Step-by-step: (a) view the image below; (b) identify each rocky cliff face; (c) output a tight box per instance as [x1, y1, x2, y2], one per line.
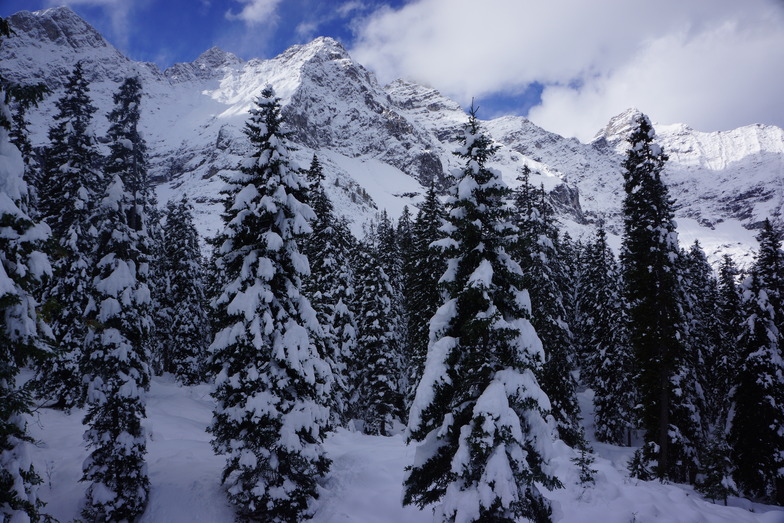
[2, 6, 782, 260]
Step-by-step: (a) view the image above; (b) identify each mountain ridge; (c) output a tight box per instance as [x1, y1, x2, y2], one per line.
[2, 6, 782, 263]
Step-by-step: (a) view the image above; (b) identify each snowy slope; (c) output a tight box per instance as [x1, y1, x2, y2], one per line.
[22, 373, 784, 523]
[2, 6, 783, 262]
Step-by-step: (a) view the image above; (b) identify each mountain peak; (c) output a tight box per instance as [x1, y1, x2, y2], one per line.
[194, 46, 241, 68]
[8, 6, 110, 52]
[592, 107, 646, 146]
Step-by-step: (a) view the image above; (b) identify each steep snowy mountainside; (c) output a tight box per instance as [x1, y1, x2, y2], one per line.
[2, 6, 783, 262]
[2, 7, 161, 88]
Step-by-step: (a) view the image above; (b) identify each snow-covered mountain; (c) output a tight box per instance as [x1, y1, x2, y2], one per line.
[3, 6, 783, 262]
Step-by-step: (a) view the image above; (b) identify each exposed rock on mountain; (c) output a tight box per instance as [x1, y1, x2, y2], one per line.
[2, 6, 782, 260]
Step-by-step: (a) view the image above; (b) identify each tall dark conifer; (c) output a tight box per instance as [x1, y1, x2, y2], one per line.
[302, 154, 357, 425]
[513, 172, 581, 447]
[620, 114, 699, 482]
[208, 88, 332, 521]
[403, 184, 446, 407]
[158, 195, 209, 384]
[729, 219, 784, 504]
[404, 108, 559, 522]
[34, 62, 101, 409]
[582, 225, 635, 445]
[351, 233, 403, 434]
[80, 77, 152, 522]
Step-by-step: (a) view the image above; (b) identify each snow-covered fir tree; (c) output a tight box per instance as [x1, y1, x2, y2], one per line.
[0, 25, 51, 518]
[714, 254, 743, 427]
[351, 232, 403, 434]
[404, 108, 560, 523]
[682, 241, 718, 433]
[80, 76, 153, 522]
[729, 219, 784, 505]
[620, 113, 700, 482]
[403, 184, 446, 408]
[33, 61, 102, 410]
[513, 168, 582, 447]
[581, 225, 635, 445]
[302, 154, 357, 424]
[8, 100, 42, 217]
[208, 87, 333, 521]
[157, 195, 209, 384]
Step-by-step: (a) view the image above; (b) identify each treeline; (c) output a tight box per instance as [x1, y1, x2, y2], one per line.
[2, 38, 783, 523]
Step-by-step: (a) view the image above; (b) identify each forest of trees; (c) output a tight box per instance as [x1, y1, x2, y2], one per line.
[2, 23, 783, 523]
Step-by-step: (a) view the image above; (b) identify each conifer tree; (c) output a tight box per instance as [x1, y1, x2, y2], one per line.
[0, 25, 51, 518]
[404, 108, 560, 522]
[620, 114, 700, 482]
[729, 220, 784, 504]
[158, 195, 209, 384]
[682, 241, 718, 433]
[33, 61, 101, 409]
[513, 171, 581, 447]
[582, 225, 635, 445]
[713, 255, 742, 427]
[403, 184, 446, 407]
[8, 101, 42, 216]
[302, 154, 357, 424]
[208, 87, 332, 521]
[351, 234, 403, 434]
[80, 77, 153, 522]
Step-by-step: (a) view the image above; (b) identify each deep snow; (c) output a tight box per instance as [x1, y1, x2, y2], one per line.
[21, 373, 784, 523]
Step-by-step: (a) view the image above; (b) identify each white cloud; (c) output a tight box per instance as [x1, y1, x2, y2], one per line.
[225, 0, 282, 25]
[350, 0, 784, 141]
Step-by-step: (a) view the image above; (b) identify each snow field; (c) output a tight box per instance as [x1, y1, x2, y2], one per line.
[22, 374, 784, 523]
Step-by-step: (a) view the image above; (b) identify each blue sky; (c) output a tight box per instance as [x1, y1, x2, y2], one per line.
[2, 1, 783, 141]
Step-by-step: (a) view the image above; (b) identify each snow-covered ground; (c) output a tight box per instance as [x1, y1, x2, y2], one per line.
[22, 373, 784, 522]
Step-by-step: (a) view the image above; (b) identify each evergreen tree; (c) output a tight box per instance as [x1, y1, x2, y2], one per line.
[713, 254, 742, 427]
[682, 241, 718, 435]
[33, 62, 102, 409]
[146, 190, 167, 376]
[582, 225, 635, 445]
[0, 23, 51, 518]
[80, 77, 153, 522]
[513, 171, 582, 447]
[351, 235, 403, 434]
[620, 114, 700, 482]
[208, 87, 332, 521]
[403, 108, 560, 523]
[8, 100, 42, 217]
[403, 184, 446, 408]
[158, 195, 210, 384]
[729, 220, 784, 504]
[696, 435, 737, 505]
[302, 154, 357, 425]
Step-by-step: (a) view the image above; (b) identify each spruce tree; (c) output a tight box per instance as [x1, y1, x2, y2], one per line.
[80, 77, 153, 522]
[729, 220, 784, 504]
[714, 254, 742, 427]
[0, 25, 51, 518]
[208, 87, 332, 521]
[158, 195, 209, 384]
[582, 225, 635, 445]
[403, 184, 446, 407]
[351, 234, 403, 434]
[620, 114, 700, 482]
[682, 241, 718, 433]
[302, 154, 357, 424]
[403, 108, 560, 522]
[33, 61, 102, 409]
[513, 172, 581, 447]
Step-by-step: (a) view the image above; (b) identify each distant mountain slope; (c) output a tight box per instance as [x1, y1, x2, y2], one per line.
[2, 6, 782, 261]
